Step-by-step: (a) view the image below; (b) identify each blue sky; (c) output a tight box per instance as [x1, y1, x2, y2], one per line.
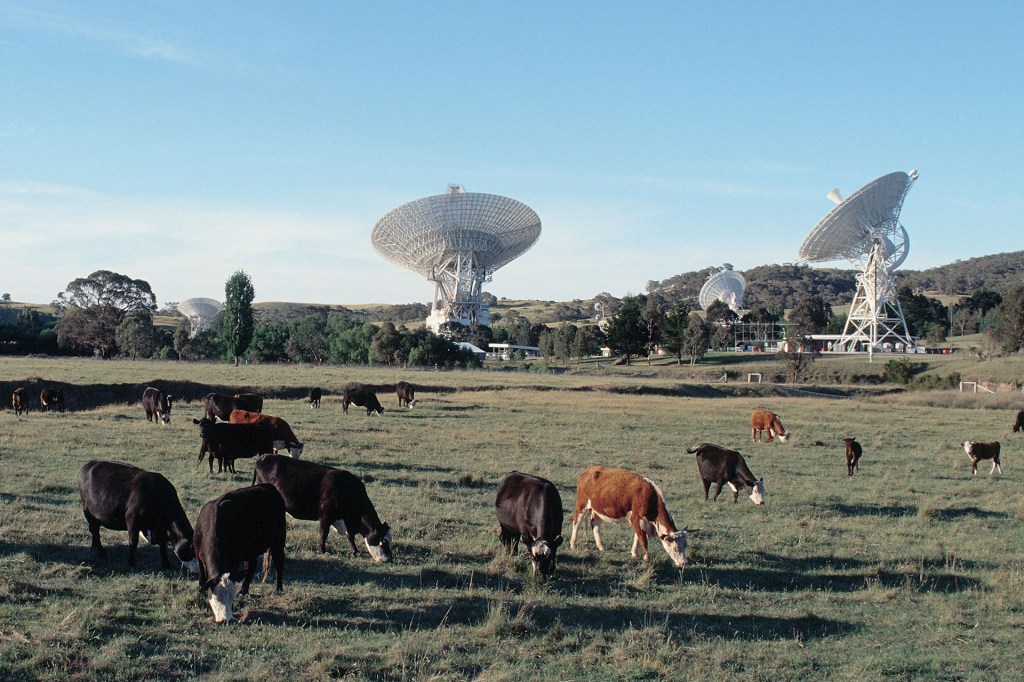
[2, 2, 1022, 307]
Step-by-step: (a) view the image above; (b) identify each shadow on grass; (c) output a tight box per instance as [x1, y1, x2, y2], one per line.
[827, 503, 918, 517]
[927, 506, 1008, 521]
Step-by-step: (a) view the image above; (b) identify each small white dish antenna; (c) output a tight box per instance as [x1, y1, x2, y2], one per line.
[699, 267, 746, 312]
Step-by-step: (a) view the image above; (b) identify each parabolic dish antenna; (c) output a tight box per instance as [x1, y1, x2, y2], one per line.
[797, 170, 919, 357]
[699, 266, 746, 312]
[372, 185, 542, 332]
[177, 298, 223, 338]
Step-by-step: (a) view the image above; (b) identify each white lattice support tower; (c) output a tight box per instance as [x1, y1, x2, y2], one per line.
[835, 238, 915, 357]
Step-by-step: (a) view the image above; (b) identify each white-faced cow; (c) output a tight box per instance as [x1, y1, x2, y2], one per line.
[495, 471, 564, 580]
[307, 387, 322, 409]
[751, 408, 789, 443]
[687, 443, 766, 505]
[203, 392, 262, 422]
[79, 459, 199, 571]
[843, 437, 863, 476]
[396, 381, 417, 409]
[141, 387, 174, 424]
[193, 483, 286, 623]
[12, 387, 27, 415]
[342, 386, 384, 416]
[40, 387, 65, 413]
[252, 455, 393, 562]
[228, 410, 303, 458]
[193, 417, 277, 474]
[1013, 410, 1024, 434]
[570, 465, 688, 567]
[962, 441, 1002, 476]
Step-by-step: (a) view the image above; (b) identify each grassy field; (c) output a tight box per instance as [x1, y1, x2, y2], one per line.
[1, 358, 1023, 680]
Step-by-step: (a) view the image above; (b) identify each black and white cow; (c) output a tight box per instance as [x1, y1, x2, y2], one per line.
[193, 417, 276, 474]
[193, 484, 287, 624]
[252, 455, 393, 562]
[962, 440, 1002, 476]
[687, 442, 766, 505]
[307, 387, 322, 409]
[141, 387, 174, 424]
[342, 386, 384, 416]
[495, 471, 564, 580]
[78, 459, 198, 571]
[40, 387, 65, 413]
[396, 381, 417, 409]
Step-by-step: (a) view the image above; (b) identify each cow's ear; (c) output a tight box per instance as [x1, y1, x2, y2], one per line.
[552, 535, 564, 548]
[759, 477, 764, 484]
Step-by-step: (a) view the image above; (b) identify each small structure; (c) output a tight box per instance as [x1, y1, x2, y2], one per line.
[457, 342, 488, 362]
[487, 343, 540, 360]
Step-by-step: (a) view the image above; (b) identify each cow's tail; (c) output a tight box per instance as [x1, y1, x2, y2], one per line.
[260, 548, 273, 586]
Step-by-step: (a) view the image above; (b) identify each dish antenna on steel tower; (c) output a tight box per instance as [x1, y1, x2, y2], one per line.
[699, 265, 746, 312]
[372, 185, 542, 332]
[798, 170, 919, 358]
[177, 298, 223, 338]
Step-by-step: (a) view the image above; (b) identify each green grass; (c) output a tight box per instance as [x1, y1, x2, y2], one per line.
[1, 357, 1023, 680]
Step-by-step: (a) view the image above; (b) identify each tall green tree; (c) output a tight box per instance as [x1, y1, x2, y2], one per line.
[605, 295, 647, 365]
[682, 313, 711, 366]
[370, 321, 402, 365]
[54, 270, 157, 358]
[660, 302, 692, 365]
[115, 316, 155, 359]
[990, 285, 1024, 352]
[788, 294, 832, 335]
[223, 270, 255, 366]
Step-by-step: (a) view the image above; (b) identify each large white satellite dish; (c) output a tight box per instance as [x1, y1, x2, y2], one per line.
[177, 298, 223, 338]
[699, 266, 746, 312]
[798, 170, 918, 357]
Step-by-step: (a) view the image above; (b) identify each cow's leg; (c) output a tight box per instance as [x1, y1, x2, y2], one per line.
[125, 516, 140, 566]
[271, 545, 284, 592]
[971, 458, 978, 475]
[84, 511, 107, 560]
[628, 517, 649, 561]
[569, 505, 587, 549]
[346, 530, 358, 556]
[712, 482, 724, 501]
[499, 526, 516, 554]
[726, 481, 740, 502]
[318, 519, 332, 553]
[991, 459, 1000, 475]
[590, 515, 605, 551]
[239, 557, 256, 595]
[701, 478, 712, 500]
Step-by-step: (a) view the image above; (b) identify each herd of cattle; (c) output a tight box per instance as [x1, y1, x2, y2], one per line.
[9, 382, 1023, 623]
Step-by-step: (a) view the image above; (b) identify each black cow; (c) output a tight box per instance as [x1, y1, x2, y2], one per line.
[843, 437, 863, 476]
[141, 387, 174, 424]
[12, 387, 27, 415]
[203, 392, 262, 421]
[687, 442, 766, 505]
[396, 381, 417, 409]
[1013, 410, 1024, 434]
[40, 387, 65, 413]
[307, 387, 322, 409]
[78, 459, 198, 570]
[342, 386, 384, 416]
[253, 455, 393, 562]
[193, 484, 286, 623]
[193, 417, 276, 474]
[495, 471, 564, 580]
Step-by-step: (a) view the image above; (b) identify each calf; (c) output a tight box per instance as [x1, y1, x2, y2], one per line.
[79, 459, 198, 571]
[962, 440, 1002, 476]
[843, 437, 863, 476]
[396, 381, 417, 409]
[229, 409, 303, 458]
[307, 387, 322, 409]
[751, 408, 789, 443]
[570, 465, 688, 567]
[12, 387, 27, 415]
[1013, 410, 1023, 433]
[193, 484, 286, 623]
[141, 387, 174, 424]
[253, 455, 393, 562]
[40, 387, 65, 413]
[687, 443, 766, 504]
[342, 386, 384, 416]
[193, 417, 276, 474]
[495, 472, 563, 580]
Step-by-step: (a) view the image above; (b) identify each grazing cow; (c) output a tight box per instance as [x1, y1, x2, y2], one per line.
[40, 388, 65, 413]
[751, 408, 789, 443]
[229, 410, 303, 458]
[843, 437, 863, 476]
[307, 387, 322, 409]
[570, 465, 688, 567]
[1013, 410, 1023, 434]
[12, 387, 27, 415]
[79, 459, 198, 571]
[342, 386, 384, 416]
[252, 455, 393, 562]
[141, 387, 174, 424]
[495, 472, 564, 580]
[193, 484, 286, 623]
[193, 417, 276, 474]
[962, 440, 1002, 476]
[686, 443, 766, 505]
[396, 381, 417, 409]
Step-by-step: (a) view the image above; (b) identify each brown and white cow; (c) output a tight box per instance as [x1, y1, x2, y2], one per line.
[751, 408, 789, 443]
[40, 387, 65, 413]
[141, 387, 174, 424]
[12, 387, 27, 415]
[1013, 410, 1023, 434]
[228, 410, 303, 458]
[396, 381, 417, 409]
[79, 459, 198, 571]
[687, 443, 766, 505]
[193, 484, 286, 623]
[495, 471, 563, 580]
[570, 465, 688, 567]
[962, 441, 1002, 476]
[843, 437, 863, 476]
[342, 386, 384, 416]
[307, 387, 322, 409]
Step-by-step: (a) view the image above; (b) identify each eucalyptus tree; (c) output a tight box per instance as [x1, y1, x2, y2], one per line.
[223, 270, 255, 366]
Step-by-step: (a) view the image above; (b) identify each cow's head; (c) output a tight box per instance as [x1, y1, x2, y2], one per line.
[748, 478, 766, 505]
[204, 573, 237, 623]
[962, 441, 975, 456]
[775, 431, 789, 444]
[172, 537, 198, 573]
[527, 535, 563, 580]
[658, 529, 688, 568]
[192, 417, 215, 436]
[364, 523, 393, 563]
